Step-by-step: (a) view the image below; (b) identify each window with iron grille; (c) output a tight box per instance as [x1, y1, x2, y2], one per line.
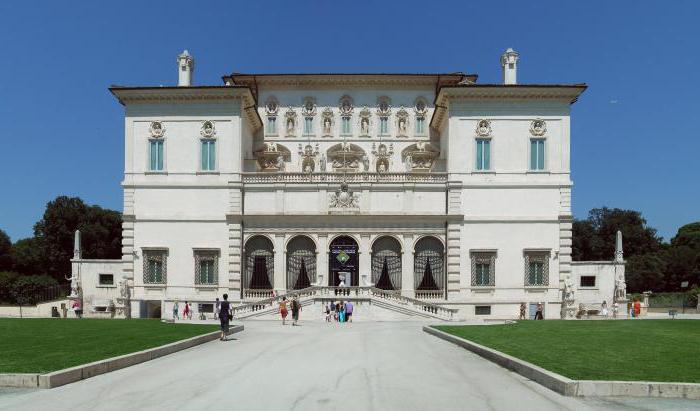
[143, 249, 167, 284]
[524, 251, 549, 286]
[475, 305, 491, 315]
[470, 252, 496, 286]
[195, 250, 219, 285]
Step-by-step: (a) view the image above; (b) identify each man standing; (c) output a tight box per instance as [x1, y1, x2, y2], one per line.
[219, 294, 232, 341]
[291, 297, 301, 326]
[214, 297, 221, 320]
[534, 302, 544, 320]
[344, 300, 353, 323]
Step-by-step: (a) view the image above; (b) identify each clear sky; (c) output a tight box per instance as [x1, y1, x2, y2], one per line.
[0, 0, 698, 242]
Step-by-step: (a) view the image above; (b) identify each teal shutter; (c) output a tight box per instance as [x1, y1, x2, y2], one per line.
[530, 140, 537, 170]
[476, 140, 483, 170]
[537, 140, 545, 170]
[484, 139, 490, 170]
[150, 141, 157, 170]
[209, 141, 216, 170]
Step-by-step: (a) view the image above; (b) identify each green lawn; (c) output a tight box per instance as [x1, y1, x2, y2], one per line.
[435, 320, 700, 383]
[0, 319, 218, 373]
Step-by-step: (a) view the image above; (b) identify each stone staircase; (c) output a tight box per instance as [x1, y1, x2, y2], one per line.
[232, 286, 457, 321]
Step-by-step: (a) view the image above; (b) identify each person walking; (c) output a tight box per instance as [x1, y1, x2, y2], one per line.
[215, 297, 221, 320]
[519, 302, 526, 320]
[338, 301, 345, 323]
[344, 300, 353, 323]
[183, 301, 191, 320]
[325, 301, 332, 322]
[279, 297, 289, 325]
[534, 302, 544, 320]
[633, 299, 641, 318]
[291, 297, 301, 326]
[601, 300, 609, 317]
[72, 299, 83, 319]
[173, 300, 180, 320]
[219, 294, 232, 341]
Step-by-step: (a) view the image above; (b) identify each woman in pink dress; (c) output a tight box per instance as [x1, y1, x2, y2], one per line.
[183, 301, 191, 320]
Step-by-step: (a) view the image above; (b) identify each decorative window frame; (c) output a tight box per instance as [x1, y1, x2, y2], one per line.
[321, 107, 334, 137]
[376, 96, 392, 137]
[301, 97, 317, 137]
[395, 107, 409, 137]
[147, 122, 166, 173]
[339, 96, 354, 137]
[474, 137, 493, 172]
[528, 137, 547, 172]
[523, 249, 550, 287]
[414, 97, 428, 136]
[193, 248, 219, 287]
[470, 250, 496, 287]
[142, 248, 168, 285]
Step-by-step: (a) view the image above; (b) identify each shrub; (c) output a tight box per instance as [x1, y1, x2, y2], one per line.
[10, 275, 60, 305]
[0, 271, 20, 303]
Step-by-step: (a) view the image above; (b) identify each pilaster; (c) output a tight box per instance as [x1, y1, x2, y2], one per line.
[401, 234, 414, 297]
[446, 224, 461, 299]
[273, 234, 286, 292]
[359, 234, 371, 286]
[227, 221, 243, 298]
[317, 234, 328, 286]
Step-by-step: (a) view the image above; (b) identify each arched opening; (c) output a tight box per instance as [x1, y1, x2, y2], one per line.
[329, 235, 359, 286]
[414, 236, 444, 293]
[244, 236, 274, 290]
[372, 236, 402, 290]
[287, 236, 317, 290]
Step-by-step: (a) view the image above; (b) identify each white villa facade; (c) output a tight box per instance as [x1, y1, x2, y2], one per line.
[72, 49, 627, 321]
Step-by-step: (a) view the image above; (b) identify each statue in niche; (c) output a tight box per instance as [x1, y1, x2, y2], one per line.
[323, 117, 332, 135]
[304, 163, 313, 173]
[361, 118, 370, 135]
[398, 118, 407, 135]
[404, 154, 413, 172]
[286, 117, 295, 134]
[378, 162, 387, 172]
[362, 155, 369, 171]
[276, 155, 285, 171]
[320, 154, 327, 172]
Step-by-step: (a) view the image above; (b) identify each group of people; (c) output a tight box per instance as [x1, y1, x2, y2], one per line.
[278, 296, 303, 326]
[518, 302, 545, 320]
[172, 301, 193, 320]
[517, 299, 643, 320]
[325, 300, 353, 323]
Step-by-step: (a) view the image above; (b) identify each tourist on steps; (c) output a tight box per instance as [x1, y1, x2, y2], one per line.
[279, 297, 288, 325]
[219, 294, 232, 341]
[291, 297, 301, 326]
[344, 300, 353, 322]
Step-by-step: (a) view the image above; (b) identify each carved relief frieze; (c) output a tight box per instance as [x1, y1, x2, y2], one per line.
[298, 143, 319, 172]
[371, 142, 394, 172]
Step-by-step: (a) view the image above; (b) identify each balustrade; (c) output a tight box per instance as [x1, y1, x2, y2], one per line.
[241, 172, 447, 184]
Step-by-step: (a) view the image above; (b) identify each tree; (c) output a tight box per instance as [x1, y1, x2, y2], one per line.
[572, 207, 663, 261]
[671, 222, 700, 250]
[10, 237, 46, 276]
[626, 252, 667, 293]
[33, 196, 122, 280]
[0, 229, 12, 271]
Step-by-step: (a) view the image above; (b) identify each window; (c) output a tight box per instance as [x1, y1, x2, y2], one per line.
[149, 140, 164, 171]
[201, 140, 216, 171]
[524, 251, 549, 286]
[199, 303, 214, 313]
[267, 117, 277, 134]
[304, 117, 313, 135]
[415, 116, 426, 135]
[580, 276, 596, 287]
[476, 139, 491, 171]
[475, 306, 492, 315]
[530, 139, 545, 170]
[195, 250, 219, 285]
[341, 116, 351, 135]
[379, 117, 388, 134]
[143, 250, 167, 284]
[98, 274, 114, 286]
[471, 252, 496, 286]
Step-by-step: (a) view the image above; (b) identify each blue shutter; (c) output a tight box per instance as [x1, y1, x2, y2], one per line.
[537, 140, 545, 170]
[530, 140, 537, 170]
[209, 141, 216, 170]
[476, 140, 483, 170]
[484, 139, 490, 170]
[150, 141, 157, 170]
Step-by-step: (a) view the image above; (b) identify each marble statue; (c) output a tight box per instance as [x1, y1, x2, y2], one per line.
[404, 155, 413, 172]
[276, 155, 285, 171]
[286, 118, 295, 134]
[398, 118, 407, 135]
[362, 155, 369, 171]
[378, 161, 387, 172]
[416, 141, 426, 151]
[323, 118, 332, 135]
[320, 154, 327, 172]
[265, 142, 277, 152]
[361, 118, 369, 135]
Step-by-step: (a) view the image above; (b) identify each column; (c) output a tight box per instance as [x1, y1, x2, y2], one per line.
[401, 234, 414, 298]
[359, 234, 371, 286]
[317, 234, 328, 286]
[273, 234, 286, 293]
[446, 224, 462, 300]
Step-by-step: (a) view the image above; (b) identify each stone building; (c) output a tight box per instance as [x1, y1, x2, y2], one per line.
[72, 49, 626, 320]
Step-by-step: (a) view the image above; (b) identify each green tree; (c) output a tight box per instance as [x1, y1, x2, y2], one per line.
[0, 271, 19, 303]
[0, 229, 12, 271]
[33, 196, 122, 280]
[572, 207, 662, 261]
[626, 252, 667, 293]
[10, 237, 46, 276]
[671, 222, 700, 250]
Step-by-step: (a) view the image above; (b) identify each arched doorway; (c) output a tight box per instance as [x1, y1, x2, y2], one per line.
[244, 236, 274, 290]
[287, 236, 317, 290]
[372, 236, 402, 290]
[329, 235, 359, 286]
[414, 236, 444, 292]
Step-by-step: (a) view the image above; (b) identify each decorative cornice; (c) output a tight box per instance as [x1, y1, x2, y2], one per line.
[430, 84, 587, 132]
[225, 73, 474, 88]
[109, 86, 262, 132]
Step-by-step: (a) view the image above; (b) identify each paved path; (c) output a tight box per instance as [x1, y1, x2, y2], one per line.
[0, 321, 697, 411]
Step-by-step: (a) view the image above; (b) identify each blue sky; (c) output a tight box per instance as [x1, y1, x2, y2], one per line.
[0, 0, 698, 241]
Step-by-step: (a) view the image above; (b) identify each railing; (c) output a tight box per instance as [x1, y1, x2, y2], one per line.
[241, 172, 448, 184]
[415, 290, 445, 301]
[243, 289, 275, 300]
[232, 286, 457, 320]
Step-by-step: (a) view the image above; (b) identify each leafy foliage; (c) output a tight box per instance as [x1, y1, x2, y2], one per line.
[8, 275, 59, 305]
[0, 230, 12, 271]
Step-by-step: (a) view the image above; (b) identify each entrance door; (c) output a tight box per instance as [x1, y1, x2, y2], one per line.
[329, 236, 359, 286]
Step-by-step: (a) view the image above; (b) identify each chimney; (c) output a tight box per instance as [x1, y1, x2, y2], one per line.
[500, 48, 519, 85]
[177, 50, 194, 86]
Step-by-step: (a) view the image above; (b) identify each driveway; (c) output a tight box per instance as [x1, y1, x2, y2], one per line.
[0, 321, 697, 410]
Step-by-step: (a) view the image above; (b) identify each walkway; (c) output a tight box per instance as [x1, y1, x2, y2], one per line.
[0, 321, 696, 410]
